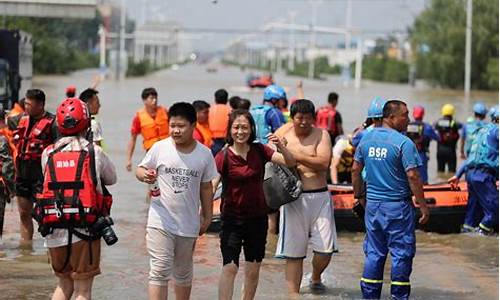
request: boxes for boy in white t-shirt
[136,102,218,300]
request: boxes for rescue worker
[330,134,355,184]
[352,100,430,300]
[0,108,16,237]
[192,100,213,148]
[37,97,117,300]
[65,85,76,98]
[405,105,439,184]
[79,88,104,146]
[208,89,230,155]
[460,102,487,159]
[14,89,58,244]
[316,92,344,144]
[449,105,499,235]
[126,87,169,172]
[7,98,25,132]
[250,84,285,144]
[434,104,462,173]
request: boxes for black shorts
[219,216,268,267]
[15,161,43,200]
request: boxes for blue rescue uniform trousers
[361,200,416,300]
[464,168,498,232]
[417,151,429,184]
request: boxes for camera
[91,216,118,246]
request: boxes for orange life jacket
[138,106,169,150]
[14,113,55,161]
[195,123,213,148]
[0,128,17,166]
[34,144,112,229]
[316,106,338,135]
[8,103,24,118]
[209,104,230,139]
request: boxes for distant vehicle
[206,65,218,73]
[246,74,273,88]
[0,30,32,110]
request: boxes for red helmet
[413,105,425,120]
[56,98,90,135]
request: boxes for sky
[124,0,428,51]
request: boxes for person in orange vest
[316,92,344,145]
[209,89,230,155]
[192,100,213,148]
[0,108,16,238]
[7,98,25,131]
[126,87,169,172]
[14,89,58,244]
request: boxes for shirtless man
[275,99,338,296]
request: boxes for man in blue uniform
[460,102,488,159]
[352,100,430,300]
[449,105,499,235]
[250,84,285,144]
[405,105,439,184]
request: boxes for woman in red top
[213,109,295,300]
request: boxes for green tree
[411,0,499,90]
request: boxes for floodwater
[0,63,498,299]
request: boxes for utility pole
[98,25,106,77]
[345,0,352,50]
[464,0,472,102]
[308,0,321,79]
[288,10,297,72]
[116,0,126,80]
[354,37,363,90]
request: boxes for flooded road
[0,63,498,299]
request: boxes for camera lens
[101,226,118,246]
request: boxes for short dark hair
[214,89,228,104]
[383,100,407,118]
[66,91,75,98]
[168,102,197,124]
[226,109,256,146]
[290,99,315,118]
[229,96,241,109]
[79,88,99,103]
[192,100,210,112]
[141,87,158,100]
[328,92,338,105]
[25,89,45,104]
[237,98,251,110]
[474,112,486,119]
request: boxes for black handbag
[262,161,303,210]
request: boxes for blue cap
[473,102,488,115]
[263,84,286,102]
[490,105,499,120]
[367,96,387,118]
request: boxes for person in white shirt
[40,98,117,300]
[79,88,104,146]
[136,102,218,300]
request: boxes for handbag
[262,161,303,210]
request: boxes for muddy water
[0,64,497,299]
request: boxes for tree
[410,0,499,90]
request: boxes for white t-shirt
[91,117,104,143]
[139,137,218,237]
[332,136,350,158]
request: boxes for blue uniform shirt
[265,107,285,132]
[354,127,422,201]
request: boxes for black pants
[437,145,457,173]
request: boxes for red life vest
[14,113,55,161]
[316,106,337,134]
[34,144,112,229]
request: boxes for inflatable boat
[209,181,468,234]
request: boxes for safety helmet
[367,96,387,118]
[56,98,90,136]
[65,85,76,95]
[441,104,455,117]
[473,102,488,116]
[413,105,425,120]
[490,105,499,121]
[263,84,286,102]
